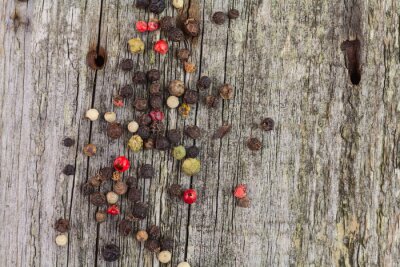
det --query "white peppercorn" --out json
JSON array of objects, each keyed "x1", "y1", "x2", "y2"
[
  {"x1": 104, "y1": 112, "x2": 116, "y2": 123},
  {"x1": 55, "y1": 234, "x2": 68, "y2": 246},
  {"x1": 85, "y1": 108, "x2": 99, "y2": 121},
  {"x1": 157, "y1": 250, "x2": 172, "y2": 263},
  {"x1": 172, "y1": 0, "x2": 184, "y2": 9},
  {"x1": 166, "y1": 96, "x2": 180, "y2": 109},
  {"x1": 128, "y1": 121, "x2": 139, "y2": 133},
  {"x1": 106, "y1": 191, "x2": 119, "y2": 204},
  {"x1": 177, "y1": 262, "x2": 191, "y2": 267}
]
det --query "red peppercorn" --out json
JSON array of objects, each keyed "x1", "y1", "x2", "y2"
[
  {"x1": 183, "y1": 189, "x2": 197, "y2": 204},
  {"x1": 113, "y1": 96, "x2": 124, "y2": 107},
  {"x1": 136, "y1": 21, "x2": 148, "y2": 32},
  {"x1": 147, "y1": 20, "x2": 159, "y2": 31},
  {"x1": 113, "y1": 156, "x2": 130, "y2": 172},
  {"x1": 233, "y1": 184, "x2": 247, "y2": 199},
  {"x1": 149, "y1": 110, "x2": 165, "y2": 121},
  {"x1": 154, "y1": 40, "x2": 168, "y2": 54},
  {"x1": 107, "y1": 205, "x2": 120, "y2": 215}
]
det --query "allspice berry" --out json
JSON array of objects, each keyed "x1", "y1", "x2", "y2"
[
  {"x1": 182, "y1": 158, "x2": 201, "y2": 176},
  {"x1": 102, "y1": 244, "x2": 121, "y2": 262},
  {"x1": 55, "y1": 234, "x2": 68, "y2": 246},
  {"x1": 89, "y1": 174, "x2": 103, "y2": 187},
  {"x1": 149, "y1": 83, "x2": 161, "y2": 95},
  {"x1": 106, "y1": 191, "x2": 119, "y2": 204},
  {"x1": 205, "y1": 95, "x2": 220, "y2": 108},
  {"x1": 132, "y1": 71, "x2": 147, "y2": 84},
  {"x1": 184, "y1": 62, "x2": 196, "y2": 73},
  {"x1": 128, "y1": 135, "x2": 144, "y2": 152},
  {"x1": 150, "y1": 94, "x2": 163, "y2": 109},
  {"x1": 136, "y1": 230, "x2": 149, "y2": 242},
  {"x1": 167, "y1": 129, "x2": 181, "y2": 145},
  {"x1": 54, "y1": 218, "x2": 70, "y2": 233},
  {"x1": 260, "y1": 117, "x2": 275, "y2": 131},
  {"x1": 138, "y1": 114, "x2": 152, "y2": 126},
  {"x1": 100, "y1": 167, "x2": 114, "y2": 180},
  {"x1": 246, "y1": 137, "x2": 262, "y2": 151},
  {"x1": 183, "y1": 89, "x2": 199, "y2": 104},
  {"x1": 185, "y1": 125, "x2": 202, "y2": 139},
  {"x1": 120, "y1": 84, "x2": 133, "y2": 98},
  {"x1": 104, "y1": 112, "x2": 116, "y2": 123},
  {"x1": 147, "y1": 69, "x2": 160, "y2": 82},
  {"x1": 82, "y1": 182, "x2": 96, "y2": 195},
  {"x1": 219, "y1": 84, "x2": 234, "y2": 99},
  {"x1": 119, "y1": 219, "x2": 133, "y2": 236},
  {"x1": 168, "y1": 80, "x2": 185, "y2": 96},
  {"x1": 127, "y1": 121, "x2": 139, "y2": 133},
  {"x1": 228, "y1": 9, "x2": 240, "y2": 19},
  {"x1": 137, "y1": 126, "x2": 151, "y2": 139},
  {"x1": 160, "y1": 16, "x2": 175, "y2": 32},
  {"x1": 139, "y1": 164, "x2": 155, "y2": 179},
  {"x1": 168, "y1": 27, "x2": 184, "y2": 42},
  {"x1": 114, "y1": 181, "x2": 128, "y2": 195},
  {"x1": 107, "y1": 123, "x2": 123, "y2": 139},
  {"x1": 85, "y1": 108, "x2": 99, "y2": 121},
  {"x1": 177, "y1": 49, "x2": 191, "y2": 62},
  {"x1": 184, "y1": 18, "x2": 200, "y2": 37},
  {"x1": 83, "y1": 143, "x2": 97, "y2": 156},
  {"x1": 167, "y1": 96, "x2": 180, "y2": 109},
  {"x1": 131, "y1": 202, "x2": 148, "y2": 220},
  {"x1": 158, "y1": 251, "x2": 172, "y2": 263},
  {"x1": 90, "y1": 192, "x2": 107, "y2": 206},
  {"x1": 95, "y1": 211, "x2": 107, "y2": 223},
  {"x1": 197, "y1": 76, "x2": 211, "y2": 90},
  {"x1": 213, "y1": 11, "x2": 226, "y2": 25},
  {"x1": 126, "y1": 176, "x2": 137, "y2": 188},
  {"x1": 147, "y1": 225, "x2": 161, "y2": 240},
  {"x1": 134, "y1": 98, "x2": 148, "y2": 111}
]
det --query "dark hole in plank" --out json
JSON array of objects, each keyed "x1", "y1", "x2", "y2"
[
  {"x1": 86, "y1": 46, "x2": 107, "y2": 70},
  {"x1": 340, "y1": 39, "x2": 361, "y2": 85}
]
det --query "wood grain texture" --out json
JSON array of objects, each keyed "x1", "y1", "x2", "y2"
[{"x1": 0, "y1": 0, "x2": 399, "y2": 266}]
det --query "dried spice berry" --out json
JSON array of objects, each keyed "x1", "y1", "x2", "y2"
[
  {"x1": 150, "y1": 121, "x2": 165, "y2": 134},
  {"x1": 158, "y1": 251, "x2": 172, "y2": 263},
  {"x1": 160, "y1": 238, "x2": 174, "y2": 251},
  {"x1": 182, "y1": 158, "x2": 201, "y2": 176},
  {"x1": 82, "y1": 182, "x2": 96, "y2": 195},
  {"x1": 147, "y1": 69, "x2": 160, "y2": 82},
  {"x1": 113, "y1": 96, "x2": 124, "y2": 107},
  {"x1": 167, "y1": 129, "x2": 181, "y2": 145},
  {"x1": 184, "y1": 62, "x2": 196, "y2": 73},
  {"x1": 150, "y1": 94, "x2": 163, "y2": 109},
  {"x1": 219, "y1": 84, "x2": 234, "y2": 99},
  {"x1": 168, "y1": 27, "x2": 184, "y2": 42},
  {"x1": 149, "y1": 110, "x2": 165, "y2": 121},
  {"x1": 213, "y1": 11, "x2": 226, "y2": 25},
  {"x1": 148, "y1": 19, "x2": 160, "y2": 31},
  {"x1": 128, "y1": 187, "x2": 141, "y2": 203},
  {"x1": 237, "y1": 196, "x2": 251, "y2": 208},
  {"x1": 120, "y1": 59, "x2": 134, "y2": 71},
  {"x1": 134, "y1": 98, "x2": 148, "y2": 111},
  {"x1": 136, "y1": 21, "x2": 148, "y2": 33},
  {"x1": 104, "y1": 112, "x2": 116, "y2": 123},
  {"x1": 100, "y1": 167, "x2": 114, "y2": 180},
  {"x1": 106, "y1": 191, "x2": 119, "y2": 204},
  {"x1": 107, "y1": 204, "x2": 120, "y2": 215},
  {"x1": 119, "y1": 219, "x2": 133, "y2": 236},
  {"x1": 212, "y1": 123, "x2": 232, "y2": 139},
  {"x1": 144, "y1": 239, "x2": 161, "y2": 252},
  {"x1": 120, "y1": 84, "x2": 133, "y2": 98},
  {"x1": 144, "y1": 138, "x2": 155, "y2": 149},
  {"x1": 260, "y1": 117, "x2": 275, "y2": 131},
  {"x1": 178, "y1": 103, "x2": 191, "y2": 117},
  {"x1": 233, "y1": 184, "x2": 247, "y2": 199},
  {"x1": 137, "y1": 126, "x2": 151, "y2": 139},
  {"x1": 131, "y1": 202, "x2": 148, "y2": 220},
  {"x1": 168, "y1": 184, "x2": 183, "y2": 198},
  {"x1": 138, "y1": 114, "x2": 152, "y2": 126},
  {"x1": 136, "y1": 230, "x2": 149, "y2": 242},
  {"x1": 166, "y1": 96, "x2": 179, "y2": 109},
  {"x1": 89, "y1": 174, "x2": 104, "y2": 187},
  {"x1": 172, "y1": 146, "x2": 186, "y2": 160},
  {"x1": 183, "y1": 89, "x2": 199, "y2": 105},
  {"x1": 184, "y1": 18, "x2": 200, "y2": 37},
  {"x1": 177, "y1": 49, "x2": 191, "y2": 62},
  {"x1": 149, "y1": 0, "x2": 165, "y2": 14},
  {"x1": 169, "y1": 80, "x2": 185, "y2": 96},
  {"x1": 183, "y1": 188, "x2": 197, "y2": 204},
  {"x1": 160, "y1": 16, "x2": 175, "y2": 32},
  {"x1": 102, "y1": 244, "x2": 121, "y2": 262},
  {"x1": 107, "y1": 123, "x2": 123, "y2": 139},
  {"x1": 147, "y1": 225, "x2": 161, "y2": 240},
  {"x1": 149, "y1": 83, "x2": 161, "y2": 95},
  {"x1": 185, "y1": 146, "x2": 199, "y2": 158},
  {"x1": 154, "y1": 39, "x2": 169, "y2": 54},
  {"x1": 54, "y1": 218, "x2": 69, "y2": 233},
  {"x1": 90, "y1": 192, "x2": 107, "y2": 206},
  {"x1": 185, "y1": 125, "x2": 201, "y2": 139},
  {"x1": 132, "y1": 71, "x2": 147, "y2": 84},
  {"x1": 139, "y1": 164, "x2": 155, "y2": 179},
  {"x1": 63, "y1": 165, "x2": 75, "y2": 175},
  {"x1": 126, "y1": 176, "x2": 137, "y2": 188},
  {"x1": 128, "y1": 38, "x2": 145, "y2": 54},
  {"x1": 228, "y1": 9, "x2": 240, "y2": 19},
  {"x1": 114, "y1": 181, "x2": 128, "y2": 195},
  {"x1": 197, "y1": 76, "x2": 211, "y2": 90},
  {"x1": 95, "y1": 211, "x2": 107, "y2": 223},
  {"x1": 86, "y1": 108, "x2": 100, "y2": 121},
  {"x1": 112, "y1": 171, "x2": 121, "y2": 181},
  {"x1": 247, "y1": 137, "x2": 262, "y2": 151},
  {"x1": 63, "y1": 137, "x2": 75, "y2": 147},
  {"x1": 155, "y1": 136, "x2": 170, "y2": 150},
  {"x1": 136, "y1": 0, "x2": 150, "y2": 9},
  {"x1": 55, "y1": 234, "x2": 68, "y2": 247},
  {"x1": 172, "y1": 0, "x2": 184, "y2": 9},
  {"x1": 83, "y1": 143, "x2": 97, "y2": 156}
]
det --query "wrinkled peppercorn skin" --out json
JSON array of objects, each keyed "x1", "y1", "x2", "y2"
[
  {"x1": 138, "y1": 114, "x2": 152, "y2": 126},
  {"x1": 184, "y1": 18, "x2": 200, "y2": 37},
  {"x1": 183, "y1": 90, "x2": 199, "y2": 105},
  {"x1": 149, "y1": 0, "x2": 166, "y2": 14},
  {"x1": 260, "y1": 117, "x2": 275, "y2": 131},
  {"x1": 90, "y1": 192, "x2": 107, "y2": 206},
  {"x1": 120, "y1": 59, "x2": 134, "y2": 71},
  {"x1": 177, "y1": 49, "x2": 190, "y2": 62},
  {"x1": 54, "y1": 219, "x2": 70, "y2": 233},
  {"x1": 132, "y1": 202, "x2": 148, "y2": 220},
  {"x1": 128, "y1": 187, "x2": 142, "y2": 203},
  {"x1": 120, "y1": 85, "x2": 133, "y2": 98},
  {"x1": 160, "y1": 16, "x2": 175, "y2": 31},
  {"x1": 168, "y1": 184, "x2": 183, "y2": 198},
  {"x1": 167, "y1": 129, "x2": 181, "y2": 145},
  {"x1": 213, "y1": 12, "x2": 226, "y2": 25},
  {"x1": 136, "y1": 0, "x2": 150, "y2": 9},
  {"x1": 168, "y1": 27, "x2": 184, "y2": 42},
  {"x1": 147, "y1": 225, "x2": 161, "y2": 240},
  {"x1": 107, "y1": 123, "x2": 123, "y2": 139},
  {"x1": 160, "y1": 238, "x2": 174, "y2": 251},
  {"x1": 144, "y1": 239, "x2": 161, "y2": 252},
  {"x1": 63, "y1": 137, "x2": 75, "y2": 147},
  {"x1": 147, "y1": 69, "x2": 160, "y2": 82},
  {"x1": 186, "y1": 146, "x2": 200, "y2": 158},
  {"x1": 197, "y1": 76, "x2": 211, "y2": 90},
  {"x1": 247, "y1": 137, "x2": 263, "y2": 151},
  {"x1": 102, "y1": 244, "x2": 121, "y2": 262},
  {"x1": 119, "y1": 219, "x2": 133, "y2": 236},
  {"x1": 134, "y1": 98, "x2": 148, "y2": 111},
  {"x1": 228, "y1": 9, "x2": 240, "y2": 19},
  {"x1": 132, "y1": 71, "x2": 147, "y2": 84},
  {"x1": 150, "y1": 94, "x2": 163, "y2": 109},
  {"x1": 155, "y1": 136, "x2": 170, "y2": 150},
  {"x1": 139, "y1": 164, "x2": 155, "y2": 179},
  {"x1": 137, "y1": 126, "x2": 151, "y2": 139},
  {"x1": 63, "y1": 165, "x2": 75, "y2": 175},
  {"x1": 82, "y1": 182, "x2": 96, "y2": 195},
  {"x1": 185, "y1": 125, "x2": 202, "y2": 139}
]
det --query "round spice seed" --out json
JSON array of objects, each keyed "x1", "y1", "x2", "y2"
[
  {"x1": 85, "y1": 108, "x2": 99, "y2": 121},
  {"x1": 55, "y1": 234, "x2": 68, "y2": 247},
  {"x1": 158, "y1": 251, "x2": 172, "y2": 263},
  {"x1": 127, "y1": 121, "x2": 139, "y2": 133},
  {"x1": 167, "y1": 96, "x2": 180, "y2": 109}
]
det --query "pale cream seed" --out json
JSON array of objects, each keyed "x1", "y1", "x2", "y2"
[
  {"x1": 104, "y1": 112, "x2": 116, "y2": 123},
  {"x1": 128, "y1": 121, "x2": 139, "y2": 133},
  {"x1": 55, "y1": 234, "x2": 68, "y2": 246},
  {"x1": 157, "y1": 250, "x2": 172, "y2": 263},
  {"x1": 167, "y1": 96, "x2": 180, "y2": 109},
  {"x1": 106, "y1": 191, "x2": 119, "y2": 204},
  {"x1": 172, "y1": 0, "x2": 184, "y2": 9},
  {"x1": 136, "y1": 230, "x2": 148, "y2": 242},
  {"x1": 85, "y1": 108, "x2": 99, "y2": 121},
  {"x1": 177, "y1": 262, "x2": 191, "y2": 267}
]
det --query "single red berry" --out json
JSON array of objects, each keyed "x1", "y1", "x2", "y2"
[
  {"x1": 114, "y1": 156, "x2": 130, "y2": 172},
  {"x1": 149, "y1": 110, "x2": 165, "y2": 121},
  {"x1": 183, "y1": 189, "x2": 197, "y2": 204},
  {"x1": 147, "y1": 21, "x2": 159, "y2": 31},
  {"x1": 136, "y1": 21, "x2": 148, "y2": 32},
  {"x1": 154, "y1": 40, "x2": 168, "y2": 54},
  {"x1": 113, "y1": 96, "x2": 124, "y2": 107},
  {"x1": 233, "y1": 184, "x2": 247, "y2": 199},
  {"x1": 107, "y1": 205, "x2": 120, "y2": 215}
]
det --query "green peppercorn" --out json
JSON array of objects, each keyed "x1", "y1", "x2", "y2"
[
  {"x1": 128, "y1": 135, "x2": 143, "y2": 152},
  {"x1": 172, "y1": 146, "x2": 186, "y2": 160},
  {"x1": 182, "y1": 158, "x2": 201, "y2": 176}
]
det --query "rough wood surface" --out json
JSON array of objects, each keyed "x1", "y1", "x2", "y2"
[{"x1": 1, "y1": 0, "x2": 399, "y2": 266}]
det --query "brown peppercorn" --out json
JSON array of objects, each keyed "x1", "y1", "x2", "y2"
[
  {"x1": 136, "y1": 230, "x2": 149, "y2": 242},
  {"x1": 149, "y1": 83, "x2": 161, "y2": 95},
  {"x1": 102, "y1": 244, "x2": 121, "y2": 262},
  {"x1": 89, "y1": 174, "x2": 104, "y2": 187},
  {"x1": 183, "y1": 18, "x2": 200, "y2": 37},
  {"x1": 137, "y1": 126, "x2": 151, "y2": 139},
  {"x1": 63, "y1": 137, "x2": 75, "y2": 147},
  {"x1": 134, "y1": 98, "x2": 149, "y2": 111},
  {"x1": 90, "y1": 192, "x2": 107, "y2": 206},
  {"x1": 107, "y1": 123, "x2": 123, "y2": 139},
  {"x1": 150, "y1": 94, "x2": 163, "y2": 109},
  {"x1": 197, "y1": 76, "x2": 211, "y2": 90},
  {"x1": 168, "y1": 184, "x2": 183, "y2": 198},
  {"x1": 149, "y1": 0, "x2": 165, "y2": 14},
  {"x1": 177, "y1": 49, "x2": 191, "y2": 62},
  {"x1": 95, "y1": 211, "x2": 107, "y2": 223},
  {"x1": 184, "y1": 62, "x2": 196, "y2": 73},
  {"x1": 160, "y1": 238, "x2": 174, "y2": 251},
  {"x1": 237, "y1": 196, "x2": 251, "y2": 208},
  {"x1": 63, "y1": 165, "x2": 75, "y2": 175},
  {"x1": 155, "y1": 136, "x2": 170, "y2": 150},
  {"x1": 167, "y1": 129, "x2": 181, "y2": 145},
  {"x1": 119, "y1": 219, "x2": 133, "y2": 236},
  {"x1": 126, "y1": 176, "x2": 137, "y2": 188},
  {"x1": 147, "y1": 225, "x2": 161, "y2": 240},
  {"x1": 183, "y1": 90, "x2": 199, "y2": 105},
  {"x1": 144, "y1": 239, "x2": 161, "y2": 252},
  {"x1": 82, "y1": 182, "x2": 96, "y2": 195},
  {"x1": 131, "y1": 202, "x2": 148, "y2": 220},
  {"x1": 168, "y1": 80, "x2": 185, "y2": 96},
  {"x1": 219, "y1": 84, "x2": 234, "y2": 99},
  {"x1": 186, "y1": 146, "x2": 200, "y2": 158},
  {"x1": 139, "y1": 164, "x2": 155, "y2": 179},
  {"x1": 128, "y1": 187, "x2": 141, "y2": 203},
  {"x1": 212, "y1": 123, "x2": 232, "y2": 139},
  {"x1": 204, "y1": 95, "x2": 220, "y2": 108},
  {"x1": 120, "y1": 58, "x2": 134, "y2": 71},
  {"x1": 168, "y1": 27, "x2": 184, "y2": 42},
  {"x1": 144, "y1": 138, "x2": 155, "y2": 149},
  {"x1": 83, "y1": 144, "x2": 97, "y2": 157},
  {"x1": 138, "y1": 114, "x2": 152, "y2": 126},
  {"x1": 160, "y1": 16, "x2": 174, "y2": 31},
  {"x1": 132, "y1": 71, "x2": 147, "y2": 84},
  {"x1": 120, "y1": 84, "x2": 133, "y2": 98},
  {"x1": 213, "y1": 11, "x2": 226, "y2": 25},
  {"x1": 246, "y1": 137, "x2": 263, "y2": 151},
  {"x1": 185, "y1": 125, "x2": 202, "y2": 139},
  {"x1": 260, "y1": 118, "x2": 275, "y2": 131},
  {"x1": 114, "y1": 181, "x2": 128, "y2": 195},
  {"x1": 100, "y1": 167, "x2": 114, "y2": 180},
  {"x1": 150, "y1": 121, "x2": 165, "y2": 135},
  {"x1": 228, "y1": 9, "x2": 240, "y2": 19},
  {"x1": 54, "y1": 218, "x2": 70, "y2": 233},
  {"x1": 147, "y1": 69, "x2": 160, "y2": 82}
]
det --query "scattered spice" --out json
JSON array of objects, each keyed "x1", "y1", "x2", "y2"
[
  {"x1": 212, "y1": 123, "x2": 232, "y2": 139},
  {"x1": 136, "y1": 21, "x2": 148, "y2": 32},
  {"x1": 128, "y1": 135, "x2": 144, "y2": 152},
  {"x1": 183, "y1": 188, "x2": 197, "y2": 204},
  {"x1": 167, "y1": 129, "x2": 181, "y2": 145},
  {"x1": 114, "y1": 181, "x2": 128, "y2": 195},
  {"x1": 128, "y1": 38, "x2": 145, "y2": 54},
  {"x1": 95, "y1": 211, "x2": 107, "y2": 223},
  {"x1": 147, "y1": 20, "x2": 159, "y2": 31},
  {"x1": 138, "y1": 114, "x2": 152, "y2": 126},
  {"x1": 104, "y1": 112, "x2": 117, "y2": 123},
  {"x1": 168, "y1": 184, "x2": 183, "y2": 198},
  {"x1": 149, "y1": 0, "x2": 165, "y2": 14},
  {"x1": 205, "y1": 95, "x2": 220, "y2": 108},
  {"x1": 149, "y1": 110, "x2": 165, "y2": 121},
  {"x1": 186, "y1": 146, "x2": 200, "y2": 158},
  {"x1": 237, "y1": 196, "x2": 251, "y2": 208},
  {"x1": 150, "y1": 94, "x2": 163, "y2": 109},
  {"x1": 177, "y1": 49, "x2": 191, "y2": 62},
  {"x1": 168, "y1": 80, "x2": 185, "y2": 96},
  {"x1": 137, "y1": 126, "x2": 151, "y2": 139},
  {"x1": 144, "y1": 138, "x2": 155, "y2": 149},
  {"x1": 166, "y1": 96, "x2": 180, "y2": 109},
  {"x1": 136, "y1": 0, "x2": 150, "y2": 9},
  {"x1": 147, "y1": 69, "x2": 160, "y2": 82},
  {"x1": 54, "y1": 218, "x2": 70, "y2": 233},
  {"x1": 132, "y1": 71, "x2": 147, "y2": 84},
  {"x1": 151, "y1": 121, "x2": 166, "y2": 135},
  {"x1": 131, "y1": 202, "x2": 148, "y2": 220},
  {"x1": 82, "y1": 182, "x2": 96, "y2": 195},
  {"x1": 213, "y1": 12, "x2": 226, "y2": 25},
  {"x1": 119, "y1": 219, "x2": 133, "y2": 236},
  {"x1": 136, "y1": 230, "x2": 149, "y2": 242},
  {"x1": 107, "y1": 123, "x2": 123, "y2": 139},
  {"x1": 106, "y1": 191, "x2": 119, "y2": 204},
  {"x1": 168, "y1": 27, "x2": 184, "y2": 42},
  {"x1": 128, "y1": 121, "x2": 139, "y2": 133},
  {"x1": 107, "y1": 204, "x2": 120, "y2": 215},
  {"x1": 63, "y1": 137, "x2": 75, "y2": 147},
  {"x1": 172, "y1": 146, "x2": 186, "y2": 160},
  {"x1": 55, "y1": 234, "x2": 68, "y2": 247},
  {"x1": 112, "y1": 171, "x2": 121, "y2": 181},
  {"x1": 177, "y1": 262, "x2": 191, "y2": 267},
  {"x1": 233, "y1": 184, "x2": 247, "y2": 199},
  {"x1": 113, "y1": 96, "x2": 124, "y2": 107},
  {"x1": 139, "y1": 164, "x2": 155, "y2": 179},
  {"x1": 128, "y1": 187, "x2": 141, "y2": 203},
  {"x1": 219, "y1": 84, "x2": 234, "y2": 99},
  {"x1": 149, "y1": 83, "x2": 161, "y2": 95},
  {"x1": 102, "y1": 244, "x2": 121, "y2": 262},
  {"x1": 126, "y1": 176, "x2": 137, "y2": 188},
  {"x1": 184, "y1": 62, "x2": 196, "y2": 73},
  {"x1": 172, "y1": 0, "x2": 184, "y2": 9},
  {"x1": 113, "y1": 156, "x2": 130, "y2": 172},
  {"x1": 183, "y1": 89, "x2": 199, "y2": 105},
  {"x1": 154, "y1": 40, "x2": 169, "y2": 54},
  {"x1": 228, "y1": 9, "x2": 240, "y2": 19},
  {"x1": 120, "y1": 59, "x2": 134, "y2": 71},
  {"x1": 158, "y1": 251, "x2": 172, "y2": 263},
  {"x1": 85, "y1": 108, "x2": 99, "y2": 121},
  {"x1": 260, "y1": 117, "x2": 275, "y2": 131},
  {"x1": 89, "y1": 174, "x2": 104, "y2": 187},
  {"x1": 147, "y1": 225, "x2": 161, "y2": 240},
  {"x1": 246, "y1": 137, "x2": 263, "y2": 151},
  {"x1": 160, "y1": 16, "x2": 174, "y2": 32},
  {"x1": 83, "y1": 143, "x2": 97, "y2": 157},
  {"x1": 182, "y1": 158, "x2": 201, "y2": 176},
  {"x1": 184, "y1": 18, "x2": 200, "y2": 37},
  {"x1": 144, "y1": 239, "x2": 161, "y2": 252},
  {"x1": 63, "y1": 165, "x2": 75, "y2": 175},
  {"x1": 179, "y1": 103, "x2": 191, "y2": 117},
  {"x1": 90, "y1": 192, "x2": 107, "y2": 206},
  {"x1": 100, "y1": 167, "x2": 114, "y2": 180},
  {"x1": 120, "y1": 84, "x2": 133, "y2": 98},
  {"x1": 185, "y1": 125, "x2": 202, "y2": 139},
  {"x1": 197, "y1": 76, "x2": 211, "y2": 90},
  {"x1": 155, "y1": 136, "x2": 170, "y2": 150},
  {"x1": 160, "y1": 238, "x2": 174, "y2": 251}
]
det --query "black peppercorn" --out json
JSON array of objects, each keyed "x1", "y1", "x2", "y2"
[
  {"x1": 247, "y1": 137, "x2": 262, "y2": 151},
  {"x1": 144, "y1": 138, "x2": 155, "y2": 149},
  {"x1": 144, "y1": 239, "x2": 161, "y2": 252},
  {"x1": 102, "y1": 244, "x2": 121, "y2": 262},
  {"x1": 185, "y1": 125, "x2": 202, "y2": 139},
  {"x1": 134, "y1": 98, "x2": 148, "y2": 111},
  {"x1": 120, "y1": 58, "x2": 134, "y2": 71},
  {"x1": 167, "y1": 129, "x2": 181, "y2": 145},
  {"x1": 160, "y1": 238, "x2": 174, "y2": 251},
  {"x1": 228, "y1": 9, "x2": 240, "y2": 19},
  {"x1": 160, "y1": 16, "x2": 174, "y2": 31},
  {"x1": 185, "y1": 146, "x2": 200, "y2": 158},
  {"x1": 177, "y1": 49, "x2": 191, "y2": 62},
  {"x1": 120, "y1": 84, "x2": 133, "y2": 98},
  {"x1": 63, "y1": 165, "x2": 75, "y2": 175},
  {"x1": 155, "y1": 136, "x2": 170, "y2": 150},
  {"x1": 147, "y1": 69, "x2": 160, "y2": 82},
  {"x1": 137, "y1": 126, "x2": 151, "y2": 139},
  {"x1": 168, "y1": 184, "x2": 183, "y2": 198},
  {"x1": 89, "y1": 174, "x2": 105, "y2": 187},
  {"x1": 131, "y1": 202, "x2": 148, "y2": 220},
  {"x1": 107, "y1": 123, "x2": 123, "y2": 139},
  {"x1": 168, "y1": 27, "x2": 184, "y2": 42},
  {"x1": 54, "y1": 218, "x2": 70, "y2": 233},
  {"x1": 204, "y1": 95, "x2": 220, "y2": 108},
  {"x1": 126, "y1": 176, "x2": 137, "y2": 188},
  {"x1": 128, "y1": 187, "x2": 141, "y2": 202},
  {"x1": 147, "y1": 225, "x2": 161, "y2": 240},
  {"x1": 90, "y1": 192, "x2": 107, "y2": 206},
  {"x1": 260, "y1": 117, "x2": 275, "y2": 131},
  {"x1": 139, "y1": 164, "x2": 155, "y2": 179},
  {"x1": 213, "y1": 11, "x2": 226, "y2": 25},
  {"x1": 63, "y1": 137, "x2": 75, "y2": 147},
  {"x1": 136, "y1": 0, "x2": 149, "y2": 9},
  {"x1": 149, "y1": 83, "x2": 161, "y2": 95},
  {"x1": 183, "y1": 89, "x2": 199, "y2": 105},
  {"x1": 184, "y1": 18, "x2": 200, "y2": 37},
  {"x1": 149, "y1": 0, "x2": 165, "y2": 14},
  {"x1": 132, "y1": 71, "x2": 147, "y2": 84},
  {"x1": 197, "y1": 76, "x2": 211, "y2": 90},
  {"x1": 99, "y1": 167, "x2": 114, "y2": 180},
  {"x1": 150, "y1": 94, "x2": 163, "y2": 109},
  {"x1": 150, "y1": 121, "x2": 165, "y2": 135},
  {"x1": 82, "y1": 182, "x2": 96, "y2": 196},
  {"x1": 119, "y1": 219, "x2": 133, "y2": 236},
  {"x1": 138, "y1": 114, "x2": 152, "y2": 126}
]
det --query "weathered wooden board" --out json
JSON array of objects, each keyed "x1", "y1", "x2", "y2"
[{"x1": 0, "y1": 0, "x2": 399, "y2": 266}]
